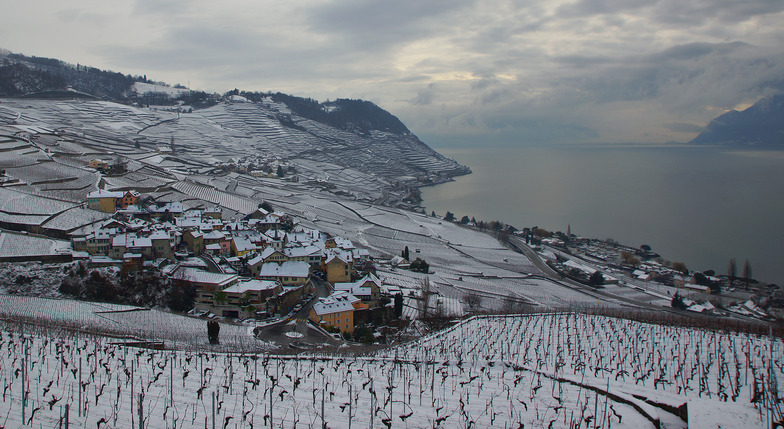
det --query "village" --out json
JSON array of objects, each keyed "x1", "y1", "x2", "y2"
[{"x1": 68, "y1": 185, "x2": 403, "y2": 341}]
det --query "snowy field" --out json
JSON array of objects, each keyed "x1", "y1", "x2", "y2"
[{"x1": 0, "y1": 313, "x2": 780, "y2": 428}]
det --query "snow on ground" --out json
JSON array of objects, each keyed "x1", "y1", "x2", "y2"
[{"x1": 1, "y1": 312, "x2": 777, "y2": 428}]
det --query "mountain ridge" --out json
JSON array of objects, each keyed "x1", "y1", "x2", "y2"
[
  {"x1": 690, "y1": 94, "x2": 784, "y2": 146},
  {"x1": 0, "y1": 51, "x2": 415, "y2": 138}
]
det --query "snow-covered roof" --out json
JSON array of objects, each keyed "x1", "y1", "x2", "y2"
[
  {"x1": 259, "y1": 261, "x2": 310, "y2": 278},
  {"x1": 148, "y1": 230, "x2": 171, "y2": 241},
  {"x1": 311, "y1": 292, "x2": 358, "y2": 316},
  {"x1": 171, "y1": 266, "x2": 238, "y2": 287},
  {"x1": 112, "y1": 234, "x2": 152, "y2": 248},
  {"x1": 232, "y1": 237, "x2": 256, "y2": 252},
  {"x1": 87, "y1": 189, "x2": 124, "y2": 199},
  {"x1": 325, "y1": 249, "x2": 353, "y2": 264},
  {"x1": 148, "y1": 202, "x2": 184, "y2": 214},
  {"x1": 223, "y1": 279, "x2": 279, "y2": 294},
  {"x1": 333, "y1": 274, "x2": 381, "y2": 297},
  {"x1": 203, "y1": 230, "x2": 227, "y2": 240},
  {"x1": 284, "y1": 245, "x2": 322, "y2": 258}
]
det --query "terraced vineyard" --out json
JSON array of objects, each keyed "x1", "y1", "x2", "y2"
[{"x1": 0, "y1": 313, "x2": 779, "y2": 428}]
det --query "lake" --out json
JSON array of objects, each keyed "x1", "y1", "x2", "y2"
[{"x1": 421, "y1": 145, "x2": 784, "y2": 283}]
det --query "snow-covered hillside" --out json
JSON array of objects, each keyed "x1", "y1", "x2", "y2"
[{"x1": 0, "y1": 98, "x2": 467, "y2": 204}]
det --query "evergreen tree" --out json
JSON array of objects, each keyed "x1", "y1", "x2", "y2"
[{"x1": 394, "y1": 293, "x2": 403, "y2": 318}]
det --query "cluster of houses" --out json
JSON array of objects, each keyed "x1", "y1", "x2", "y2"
[{"x1": 74, "y1": 188, "x2": 389, "y2": 334}]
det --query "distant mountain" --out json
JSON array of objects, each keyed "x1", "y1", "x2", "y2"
[{"x1": 690, "y1": 94, "x2": 784, "y2": 146}]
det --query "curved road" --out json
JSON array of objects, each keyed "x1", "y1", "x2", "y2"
[
  {"x1": 507, "y1": 236, "x2": 689, "y2": 311},
  {"x1": 252, "y1": 277, "x2": 341, "y2": 349}
]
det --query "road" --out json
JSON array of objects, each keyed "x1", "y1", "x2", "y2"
[
  {"x1": 506, "y1": 236, "x2": 694, "y2": 311},
  {"x1": 253, "y1": 276, "x2": 340, "y2": 349}
]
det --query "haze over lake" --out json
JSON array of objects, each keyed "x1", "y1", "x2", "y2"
[{"x1": 422, "y1": 145, "x2": 784, "y2": 283}]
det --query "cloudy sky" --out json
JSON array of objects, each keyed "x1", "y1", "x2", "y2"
[{"x1": 2, "y1": 0, "x2": 783, "y2": 146}]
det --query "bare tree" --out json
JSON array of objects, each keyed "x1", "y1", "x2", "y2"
[
  {"x1": 502, "y1": 296, "x2": 529, "y2": 314},
  {"x1": 672, "y1": 261, "x2": 688, "y2": 275},
  {"x1": 727, "y1": 258, "x2": 737, "y2": 282},
  {"x1": 463, "y1": 293, "x2": 482, "y2": 311},
  {"x1": 742, "y1": 259, "x2": 752, "y2": 290},
  {"x1": 418, "y1": 277, "x2": 431, "y2": 319}
]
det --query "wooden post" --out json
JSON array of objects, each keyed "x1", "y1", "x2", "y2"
[
  {"x1": 348, "y1": 383, "x2": 353, "y2": 429},
  {"x1": 78, "y1": 354, "x2": 82, "y2": 417},
  {"x1": 64, "y1": 403, "x2": 70, "y2": 429},
  {"x1": 131, "y1": 360, "x2": 134, "y2": 428},
  {"x1": 321, "y1": 384, "x2": 326, "y2": 429},
  {"x1": 138, "y1": 393, "x2": 144, "y2": 429},
  {"x1": 370, "y1": 379, "x2": 374, "y2": 429},
  {"x1": 212, "y1": 391, "x2": 216, "y2": 429},
  {"x1": 22, "y1": 337, "x2": 26, "y2": 425}
]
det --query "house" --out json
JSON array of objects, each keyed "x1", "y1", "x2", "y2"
[
  {"x1": 181, "y1": 229, "x2": 204, "y2": 255},
  {"x1": 149, "y1": 230, "x2": 174, "y2": 260},
  {"x1": 309, "y1": 292, "x2": 365, "y2": 334},
  {"x1": 246, "y1": 247, "x2": 288, "y2": 277},
  {"x1": 87, "y1": 190, "x2": 124, "y2": 213},
  {"x1": 88, "y1": 159, "x2": 109, "y2": 171},
  {"x1": 110, "y1": 233, "x2": 153, "y2": 260},
  {"x1": 203, "y1": 230, "x2": 230, "y2": 255},
  {"x1": 324, "y1": 251, "x2": 353, "y2": 284},
  {"x1": 204, "y1": 207, "x2": 222, "y2": 219},
  {"x1": 196, "y1": 279, "x2": 282, "y2": 319},
  {"x1": 85, "y1": 229, "x2": 112, "y2": 255},
  {"x1": 147, "y1": 202, "x2": 184, "y2": 220},
  {"x1": 231, "y1": 236, "x2": 257, "y2": 257},
  {"x1": 117, "y1": 191, "x2": 141, "y2": 209},
  {"x1": 170, "y1": 266, "x2": 240, "y2": 309},
  {"x1": 284, "y1": 245, "x2": 323, "y2": 267},
  {"x1": 260, "y1": 247, "x2": 286, "y2": 264},
  {"x1": 86, "y1": 189, "x2": 141, "y2": 213},
  {"x1": 258, "y1": 261, "x2": 310, "y2": 285},
  {"x1": 247, "y1": 207, "x2": 270, "y2": 219},
  {"x1": 333, "y1": 273, "x2": 383, "y2": 304}
]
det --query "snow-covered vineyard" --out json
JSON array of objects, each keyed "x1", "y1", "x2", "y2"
[{"x1": 1, "y1": 313, "x2": 780, "y2": 428}]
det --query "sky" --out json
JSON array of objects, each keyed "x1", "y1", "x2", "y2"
[{"x1": 2, "y1": 0, "x2": 784, "y2": 146}]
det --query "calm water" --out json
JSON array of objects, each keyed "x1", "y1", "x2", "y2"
[{"x1": 422, "y1": 145, "x2": 784, "y2": 283}]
